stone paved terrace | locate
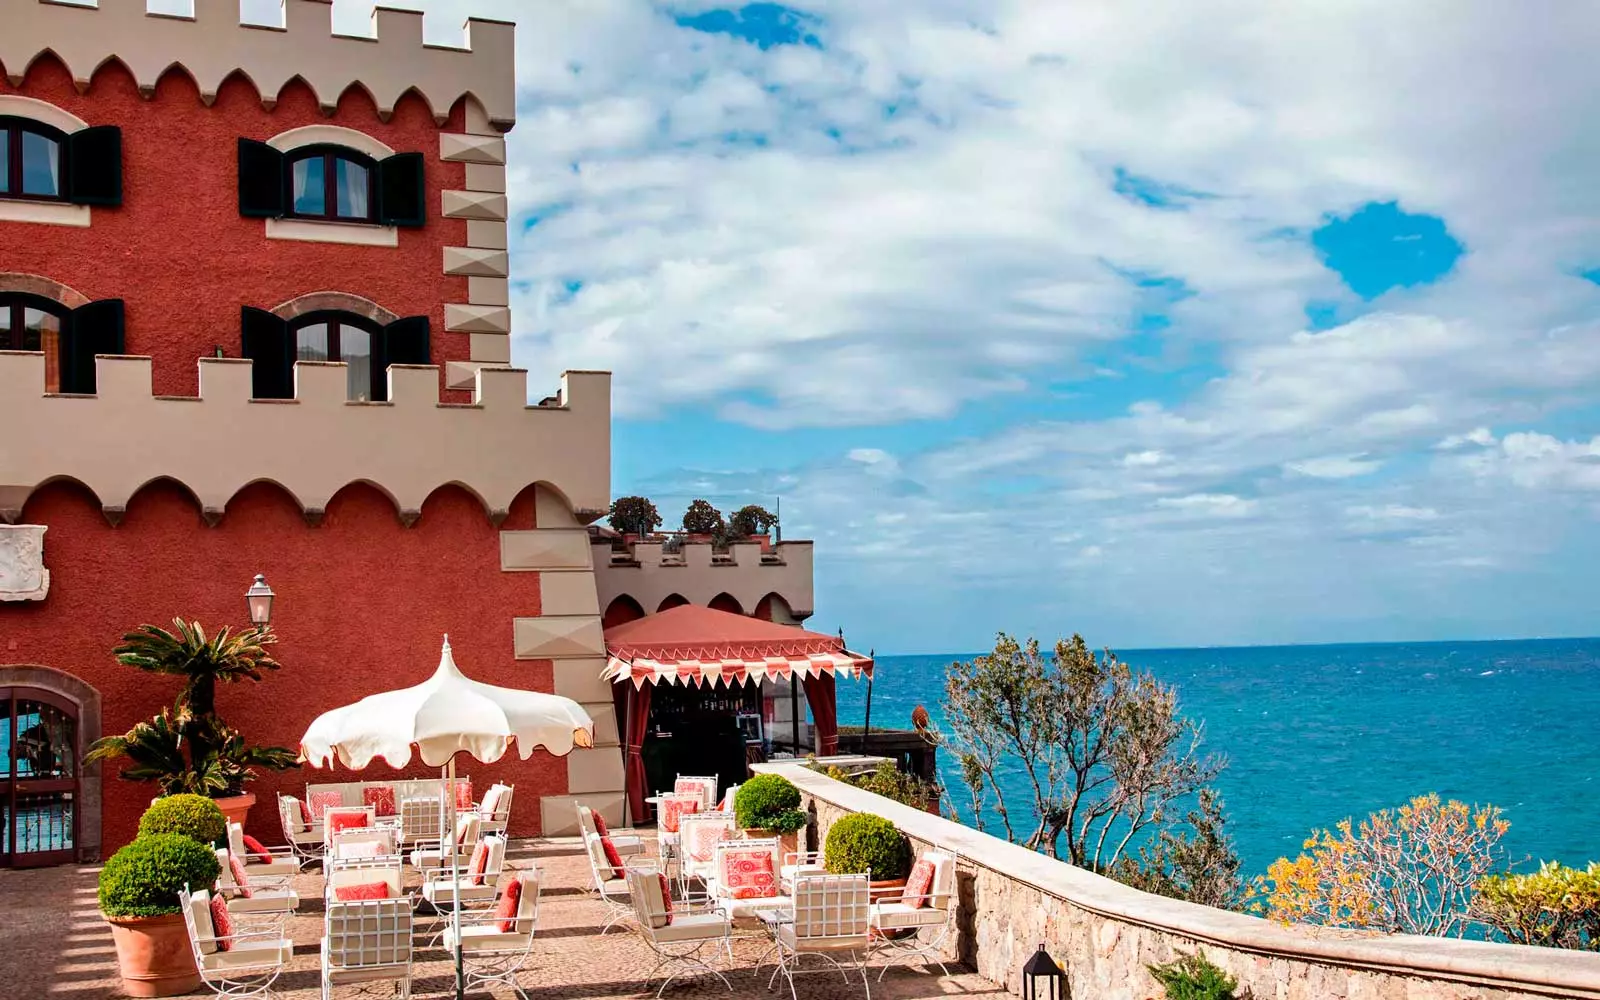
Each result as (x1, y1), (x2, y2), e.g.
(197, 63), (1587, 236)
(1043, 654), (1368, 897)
(6, 837), (1009, 999)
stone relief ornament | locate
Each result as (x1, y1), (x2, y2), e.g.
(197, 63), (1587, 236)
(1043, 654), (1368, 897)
(0, 524), (49, 601)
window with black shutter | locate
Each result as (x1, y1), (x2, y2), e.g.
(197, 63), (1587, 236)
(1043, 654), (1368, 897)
(0, 293), (125, 394)
(0, 118), (122, 207)
(238, 138), (425, 227)
(241, 308), (430, 401)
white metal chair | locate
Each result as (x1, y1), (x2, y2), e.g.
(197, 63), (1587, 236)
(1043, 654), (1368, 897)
(718, 783), (740, 813)
(397, 795), (442, 847)
(478, 783), (515, 837)
(780, 848), (825, 893)
(710, 837), (790, 919)
(328, 825), (398, 861)
(178, 884), (292, 999)
(325, 856), (405, 902)
(626, 865), (733, 998)
(407, 811), (481, 871)
(320, 897), (414, 1000)
(678, 812), (736, 893)
(767, 872), (873, 1000)
(577, 803), (644, 857)
(674, 774), (719, 810)
(869, 847), (959, 979)
(442, 868), (542, 1000)
(582, 831), (635, 933)
(227, 822), (298, 878)
(214, 849), (299, 915)
(321, 805), (376, 850)
(277, 794), (323, 870)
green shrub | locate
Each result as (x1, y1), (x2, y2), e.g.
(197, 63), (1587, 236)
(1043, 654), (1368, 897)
(824, 812), (912, 881)
(138, 793), (227, 845)
(99, 833), (222, 918)
(816, 760), (942, 812)
(1475, 861), (1600, 950)
(1147, 951), (1238, 1000)
(735, 773), (806, 834)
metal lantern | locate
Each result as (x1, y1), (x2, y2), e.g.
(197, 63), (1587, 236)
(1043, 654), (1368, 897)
(1022, 943), (1066, 1000)
(245, 573), (275, 626)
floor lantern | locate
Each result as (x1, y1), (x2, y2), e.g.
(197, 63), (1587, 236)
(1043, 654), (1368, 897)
(1022, 943), (1066, 1000)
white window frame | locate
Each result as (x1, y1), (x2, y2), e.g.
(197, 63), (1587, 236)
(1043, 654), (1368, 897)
(263, 125), (399, 247)
(0, 96), (91, 228)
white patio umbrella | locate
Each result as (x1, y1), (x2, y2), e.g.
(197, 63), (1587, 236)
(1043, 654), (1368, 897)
(300, 636), (595, 999)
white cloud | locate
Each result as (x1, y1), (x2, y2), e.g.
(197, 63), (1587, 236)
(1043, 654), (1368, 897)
(1286, 455), (1382, 479)
(1153, 493), (1258, 517)
(1346, 504), (1440, 523)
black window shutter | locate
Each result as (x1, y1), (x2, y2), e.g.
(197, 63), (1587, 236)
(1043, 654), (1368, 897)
(240, 306), (293, 399)
(377, 152), (425, 228)
(238, 139), (285, 218)
(66, 126), (123, 207)
(61, 299), (126, 394)
(377, 315), (430, 402)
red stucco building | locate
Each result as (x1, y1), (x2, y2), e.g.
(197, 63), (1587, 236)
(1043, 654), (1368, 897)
(0, 0), (622, 864)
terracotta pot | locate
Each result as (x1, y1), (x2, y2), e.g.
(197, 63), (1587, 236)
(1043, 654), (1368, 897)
(212, 792), (256, 829)
(106, 913), (201, 997)
(869, 876), (908, 904)
(744, 828), (799, 859)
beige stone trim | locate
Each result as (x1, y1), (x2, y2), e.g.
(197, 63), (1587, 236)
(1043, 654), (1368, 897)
(464, 163), (506, 194)
(440, 132), (506, 165)
(0, 200), (90, 228)
(441, 190), (508, 222)
(537, 486), (583, 529)
(445, 304), (511, 335)
(469, 334), (510, 364)
(270, 291), (398, 325)
(443, 247), (510, 278)
(541, 792), (623, 834)
(500, 530), (593, 572)
(465, 221), (507, 250)
(0, 94), (87, 133)
(538, 571), (600, 617)
(581, 701), (621, 747)
(551, 658), (612, 705)
(512, 615), (604, 660)
(0, 353), (612, 519)
(595, 539), (815, 620)
(267, 123), (394, 159)
(0, 273), (89, 308)
(445, 360), (492, 391)
(565, 746), (625, 795)
(1, 0), (517, 128)
(265, 217), (399, 247)
(468, 277), (509, 307)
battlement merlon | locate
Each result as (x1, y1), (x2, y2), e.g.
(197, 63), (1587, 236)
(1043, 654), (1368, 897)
(1, 0), (516, 131)
(0, 354), (612, 523)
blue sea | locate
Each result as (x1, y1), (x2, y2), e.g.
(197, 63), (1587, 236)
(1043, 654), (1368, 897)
(835, 638), (1600, 879)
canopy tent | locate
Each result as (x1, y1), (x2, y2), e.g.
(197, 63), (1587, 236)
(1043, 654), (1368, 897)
(602, 605), (872, 821)
(301, 637), (594, 1000)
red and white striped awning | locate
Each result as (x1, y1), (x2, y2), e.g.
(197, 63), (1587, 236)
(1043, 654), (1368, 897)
(602, 605), (873, 689)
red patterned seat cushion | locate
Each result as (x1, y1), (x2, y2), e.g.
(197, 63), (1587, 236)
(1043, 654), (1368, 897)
(904, 859), (936, 909)
(660, 795), (699, 834)
(495, 876), (523, 933)
(718, 846), (778, 900)
(362, 785), (396, 817)
(600, 837), (625, 880)
(334, 881), (391, 901)
(469, 840), (492, 885)
(227, 853), (255, 899)
(209, 893), (234, 952)
(306, 791), (344, 822)
(241, 834), (273, 864)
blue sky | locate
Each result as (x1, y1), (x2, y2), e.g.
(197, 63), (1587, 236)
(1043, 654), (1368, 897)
(317, 0), (1600, 653)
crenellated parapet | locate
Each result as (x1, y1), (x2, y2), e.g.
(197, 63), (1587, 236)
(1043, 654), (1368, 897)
(0, 352), (611, 524)
(0, 0), (516, 129)
(588, 537), (816, 622)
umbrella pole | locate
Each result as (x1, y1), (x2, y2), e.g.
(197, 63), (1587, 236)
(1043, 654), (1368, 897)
(446, 757), (464, 1000)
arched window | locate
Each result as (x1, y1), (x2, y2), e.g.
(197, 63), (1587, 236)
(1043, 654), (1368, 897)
(286, 145), (375, 223)
(289, 310), (379, 400)
(0, 117), (65, 200)
(0, 293), (67, 391)
(240, 305), (429, 402)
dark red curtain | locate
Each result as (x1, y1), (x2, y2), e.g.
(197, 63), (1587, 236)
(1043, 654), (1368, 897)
(613, 680), (653, 823)
(802, 672), (839, 756)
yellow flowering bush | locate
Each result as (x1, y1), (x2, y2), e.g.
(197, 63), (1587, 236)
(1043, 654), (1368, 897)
(1256, 794), (1509, 937)
(1474, 861), (1600, 949)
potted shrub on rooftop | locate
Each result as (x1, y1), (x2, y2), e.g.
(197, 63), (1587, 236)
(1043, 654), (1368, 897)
(86, 619), (299, 829)
(99, 830), (222, 996)
(824, 811), (913, 903)
(728, 504), (779, 551)
(609, 495), (662, 545)
(735, 772), (807, 859)
(681, 498), (726, 544)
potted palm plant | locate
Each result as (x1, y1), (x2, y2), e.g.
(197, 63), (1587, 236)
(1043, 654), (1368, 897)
(86, 619), (299, 827)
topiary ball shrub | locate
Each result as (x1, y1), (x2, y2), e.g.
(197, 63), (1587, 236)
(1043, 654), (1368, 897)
(138, 793), (227, 845)
(824, 812), (912, 881)
(99, 833), (222, 918)
(735, 773), (806, 834)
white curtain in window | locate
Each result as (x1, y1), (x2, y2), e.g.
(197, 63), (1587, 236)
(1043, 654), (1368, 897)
(336, 159), (369, 220)
(342, 326), (372, 401)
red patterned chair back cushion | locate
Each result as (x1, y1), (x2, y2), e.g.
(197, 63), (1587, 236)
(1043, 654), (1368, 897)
(660, 794), (700, 834)
(227, 853), (255, 899)
(469, 841), (492, 885)
(326, 809), (371, 838)
(306, 790), (344, 822)
(209, 893), (234, 952)
(495, 875), (531, 933)
(600, 837), (625, 879)
(362, 785), (397, 817)
(592, 810), (610, 838)
(717, 843), (779, 899)
(683, 816), (734, 863)
(903, 859), (935, 909)
(455, 779), (474, 812)
(334, 881), (391, 901)
(241, 834), (273, 864)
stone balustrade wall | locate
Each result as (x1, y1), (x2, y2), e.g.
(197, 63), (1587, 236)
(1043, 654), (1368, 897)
(757, 762), (1600, 1000)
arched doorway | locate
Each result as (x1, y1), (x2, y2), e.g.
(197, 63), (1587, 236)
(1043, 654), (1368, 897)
(1, 687), (79, 867)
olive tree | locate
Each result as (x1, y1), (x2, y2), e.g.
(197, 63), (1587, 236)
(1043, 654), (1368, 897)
(939, 632), (1231, 892)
